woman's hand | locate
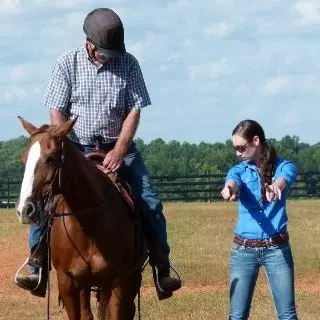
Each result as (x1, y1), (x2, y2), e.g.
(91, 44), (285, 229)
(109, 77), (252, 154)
(221, 185), (237, 201)
(265, 183), (282, 202)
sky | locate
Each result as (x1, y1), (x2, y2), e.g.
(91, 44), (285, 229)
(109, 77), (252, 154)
(1, 0), (320, 144)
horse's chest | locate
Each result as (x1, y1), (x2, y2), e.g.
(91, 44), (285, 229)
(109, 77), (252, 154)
(90, 254), (109, 274)
(69, 254), (109, 279)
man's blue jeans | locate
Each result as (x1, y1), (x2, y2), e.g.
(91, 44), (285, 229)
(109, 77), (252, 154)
(28, 142), (169, 273)
(229, 242), (297, 320)
(28, 219), (46, 273)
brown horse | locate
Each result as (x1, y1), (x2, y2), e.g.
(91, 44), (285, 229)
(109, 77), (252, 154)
(16, 117), (147, 320)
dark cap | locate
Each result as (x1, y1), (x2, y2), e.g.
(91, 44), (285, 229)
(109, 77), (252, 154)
(83, 8), (126, 58)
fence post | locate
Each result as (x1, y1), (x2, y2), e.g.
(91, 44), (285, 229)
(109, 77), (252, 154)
(6, 178), (10, 209)
(208, 171), (212, 202)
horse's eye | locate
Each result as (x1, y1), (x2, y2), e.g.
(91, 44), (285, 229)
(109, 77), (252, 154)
(46, 155), (55, 164)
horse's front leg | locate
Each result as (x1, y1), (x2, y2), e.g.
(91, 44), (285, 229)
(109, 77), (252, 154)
(80, 287), (94, 320)
(97, 288), (111, 320)
(108, 271), (142, 320)
(56, 271), (81, 320)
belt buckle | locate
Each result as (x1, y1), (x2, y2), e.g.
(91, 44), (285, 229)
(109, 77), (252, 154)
(266, 238), (272, 247)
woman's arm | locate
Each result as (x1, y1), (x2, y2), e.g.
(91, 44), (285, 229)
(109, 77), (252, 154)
(265, 177), (287, 202)
(221, 180), (238, 201)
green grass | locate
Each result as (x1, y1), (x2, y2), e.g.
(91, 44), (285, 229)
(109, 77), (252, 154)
(0, 209), (21, 239)
(1, 200), (320, 319)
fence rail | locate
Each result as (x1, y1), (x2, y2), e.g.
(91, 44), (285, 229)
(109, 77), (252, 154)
(2, 172), (320, 207)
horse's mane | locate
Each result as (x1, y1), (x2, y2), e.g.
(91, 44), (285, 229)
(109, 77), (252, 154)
(31, 123), (76, 138)
(30, 125), (51, 137)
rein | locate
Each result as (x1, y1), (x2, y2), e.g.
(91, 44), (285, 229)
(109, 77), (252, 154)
(42, 140), (118, 319)
(42, 181), (144, 320)
(43, 181), (116, 320)
(49, 182), (116, 218)
(45, 140), (116, 218)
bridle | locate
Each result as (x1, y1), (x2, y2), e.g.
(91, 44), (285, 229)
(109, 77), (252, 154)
(37, 139), (116, 219)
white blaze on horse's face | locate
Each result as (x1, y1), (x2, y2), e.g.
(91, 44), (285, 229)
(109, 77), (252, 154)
(16, 141), (41, 224)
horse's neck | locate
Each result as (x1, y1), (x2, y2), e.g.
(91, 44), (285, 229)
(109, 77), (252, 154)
(60, 140), (112, 211)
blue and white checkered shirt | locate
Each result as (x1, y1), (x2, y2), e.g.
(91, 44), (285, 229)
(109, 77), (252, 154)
(43, 46), (151, 144)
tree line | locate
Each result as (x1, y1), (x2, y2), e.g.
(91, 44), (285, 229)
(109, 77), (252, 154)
(0, 135), (319, 182)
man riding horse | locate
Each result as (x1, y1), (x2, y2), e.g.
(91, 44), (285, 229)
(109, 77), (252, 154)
(15, 7), (181, 300)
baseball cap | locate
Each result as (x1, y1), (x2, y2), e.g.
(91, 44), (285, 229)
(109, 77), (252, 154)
(83, 8), (126, 58)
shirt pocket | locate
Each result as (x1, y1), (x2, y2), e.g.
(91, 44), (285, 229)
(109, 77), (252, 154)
(70, 83), (91, 112)
(243, 175), (260, 192)
(241, 175), (261, 208)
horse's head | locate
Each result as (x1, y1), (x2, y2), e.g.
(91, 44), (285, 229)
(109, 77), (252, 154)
(16, 116), (77, 224)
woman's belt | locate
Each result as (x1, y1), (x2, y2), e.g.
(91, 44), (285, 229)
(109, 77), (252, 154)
(233, 231), (289, 248)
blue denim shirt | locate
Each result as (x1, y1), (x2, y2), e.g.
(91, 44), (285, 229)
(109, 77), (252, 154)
(226, 157), (297, 240)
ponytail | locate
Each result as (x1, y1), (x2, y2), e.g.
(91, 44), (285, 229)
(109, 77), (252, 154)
(260, 142), (276, 202)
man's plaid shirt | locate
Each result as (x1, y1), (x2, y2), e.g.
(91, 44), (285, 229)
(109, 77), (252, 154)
(43, 47), (151, 144)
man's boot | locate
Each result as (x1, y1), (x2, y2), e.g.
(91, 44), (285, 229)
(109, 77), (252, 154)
(152, 259), (182, 300)
(15, 268), (47, 298)
(15, 238), (48, 298)
(139, 213), (182, 299)
(148, 239), (182, 300)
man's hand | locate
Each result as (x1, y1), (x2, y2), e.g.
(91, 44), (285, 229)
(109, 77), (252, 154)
(265, 183), (282, 202)
(221, 185), (237, 201)
(102, 149), (124, 173)
(101, 109), (140, 173)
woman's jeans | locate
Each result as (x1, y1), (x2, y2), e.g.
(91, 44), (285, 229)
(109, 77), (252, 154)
(28, 142), (169, 273)
(229, 242), (297, 320)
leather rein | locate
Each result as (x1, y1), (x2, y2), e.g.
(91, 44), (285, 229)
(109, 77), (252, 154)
(43, 141), (116, 219)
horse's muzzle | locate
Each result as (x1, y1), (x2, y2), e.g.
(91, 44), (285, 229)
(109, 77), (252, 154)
(16, 199), (39, 224)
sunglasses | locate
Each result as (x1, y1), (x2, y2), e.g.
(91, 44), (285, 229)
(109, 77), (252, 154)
(233, 142), (250, 153)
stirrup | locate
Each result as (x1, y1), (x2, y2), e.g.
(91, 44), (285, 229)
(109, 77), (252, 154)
(15, 257), (43, 291)
(153, 261), (182, 300)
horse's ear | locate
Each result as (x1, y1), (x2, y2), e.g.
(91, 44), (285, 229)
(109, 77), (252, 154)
(18, 116), (37, 135)
(52, 117), (78, 137)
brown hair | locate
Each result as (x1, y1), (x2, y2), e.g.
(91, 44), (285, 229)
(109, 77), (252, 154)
(232, 120), (276, 201)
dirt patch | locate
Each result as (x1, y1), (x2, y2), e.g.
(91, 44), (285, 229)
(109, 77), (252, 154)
(2, 228), (319, 300)
(1, 226), (319, 320)
(140, 277), (320, 300)
(0, 229), (224, 301)
(0, 226), (30, 299)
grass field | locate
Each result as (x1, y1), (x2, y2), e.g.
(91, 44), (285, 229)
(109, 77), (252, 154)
(0, 200), (320, 319)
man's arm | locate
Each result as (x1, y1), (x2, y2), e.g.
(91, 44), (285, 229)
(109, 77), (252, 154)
(103, 109), (140, 172)
(50, 109), (68, 125)
(114, 109), (140, 156)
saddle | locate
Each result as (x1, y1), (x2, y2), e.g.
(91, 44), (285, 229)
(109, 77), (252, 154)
(85, 151), (135, 212)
